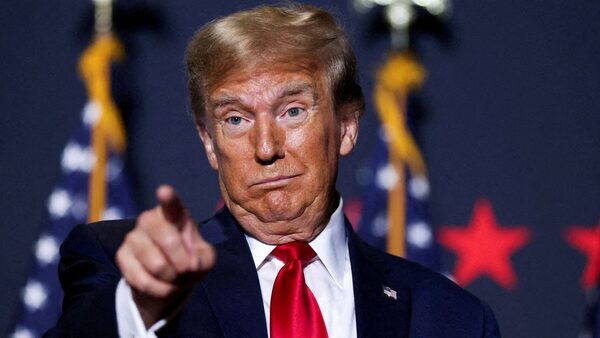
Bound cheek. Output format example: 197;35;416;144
215;138;254;186
287;119;339;173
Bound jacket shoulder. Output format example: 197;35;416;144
60;219;136;263
46;219;137;337
356;240;500;337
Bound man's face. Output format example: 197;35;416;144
197;63;359;244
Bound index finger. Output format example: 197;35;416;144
156;184;187;228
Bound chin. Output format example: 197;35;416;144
257;204;302;223
255;191;305;222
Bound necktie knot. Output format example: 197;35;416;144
272;242;316;265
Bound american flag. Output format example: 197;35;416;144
9;35;136;338
357;133;439;270
357;52;439;271
382;285;398;300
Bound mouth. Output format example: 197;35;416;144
251;174;301;189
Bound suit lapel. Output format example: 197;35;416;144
348;220;411;338
200;210;268;338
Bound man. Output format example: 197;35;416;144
47;3;500;338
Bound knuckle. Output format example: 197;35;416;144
188;256;200;273
159;233;180;251
136;210;156;228
204;247;216;270
193;243;216;272
115;247;126;268
139;280;159;297
123;231;138;245
115;246;137;273
123;232;146;255
156;285;175;298
129;273;150;294
170;257;189;274
145;255;168;276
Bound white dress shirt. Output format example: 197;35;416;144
116;199;357;338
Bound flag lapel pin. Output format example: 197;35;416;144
382;285;397;300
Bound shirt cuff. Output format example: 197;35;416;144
115;278;167;338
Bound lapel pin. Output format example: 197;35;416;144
382;285;397;300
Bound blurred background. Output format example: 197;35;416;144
1;1;599;337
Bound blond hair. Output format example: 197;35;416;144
185;3;364;122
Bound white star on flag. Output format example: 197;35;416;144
35;235;60;266
407;221;433;249
82;102;101;126
376;163;399;190
47;189;72;219
408;175;430;200
22;280;48;312
11;327;35;338
61;142;96;173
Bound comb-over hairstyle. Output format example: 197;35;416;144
185;3;365;122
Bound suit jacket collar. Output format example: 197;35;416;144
199;209;269;338
347;217;412;338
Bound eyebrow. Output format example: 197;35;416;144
211;94;240;110
280;82;317;101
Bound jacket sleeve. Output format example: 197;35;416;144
44;221;132;338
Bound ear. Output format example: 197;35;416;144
196;121;219;170
338;108;360;156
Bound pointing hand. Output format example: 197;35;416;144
116;185;216;327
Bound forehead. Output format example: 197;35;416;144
208;63;330;105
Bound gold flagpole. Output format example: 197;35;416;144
82;0;127;222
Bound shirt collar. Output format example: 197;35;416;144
245;198;347;287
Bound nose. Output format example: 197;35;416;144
254;114;284;164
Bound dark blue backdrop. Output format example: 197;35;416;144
1;1;599;337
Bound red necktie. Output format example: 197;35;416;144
270;242;328;338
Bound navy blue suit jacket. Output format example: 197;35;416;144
46;208;500;337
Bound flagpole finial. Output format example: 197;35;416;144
352;0;451;51
92;0;114;35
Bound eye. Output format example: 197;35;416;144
226;116;243;125
222;114;251;137
279;106;308;127
286;107;302;117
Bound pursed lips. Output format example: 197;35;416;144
250;174;302;188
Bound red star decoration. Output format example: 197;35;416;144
438;199;531;290
564;221;600;290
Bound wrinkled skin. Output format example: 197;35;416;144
198;63;359;244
